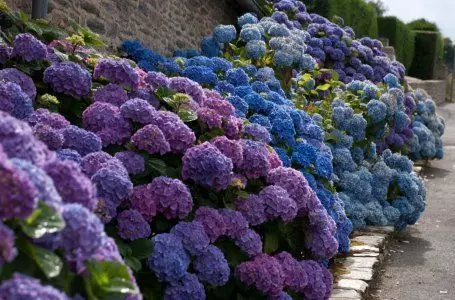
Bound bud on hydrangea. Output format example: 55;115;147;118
13;33;47;62
117;209;151;241
43;62;91;98
182;142;233;191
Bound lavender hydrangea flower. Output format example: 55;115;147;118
235;195;267;226
170;221;210;256
151;114;196;153
114;151;145;175
28;108;70;129
61;203;105;263
44;159;97;211
164;273;206;300
128;88;160;108
0;222;17;266
301;261;332;300
194;206;226;242
243;123;272;143
274;252;308;292
193;245;230;286
0;273;69;299
239;139;271;179
83;102;132;146
0;68;36;100
210;136;243;168
147;233;190;282
80;151;113;177
150;176;193;220
93;59;139;89
92;83;129;107
234;228;263;257
129;184;157;222
120;98;157;124
197;107;223;128
0;145;38;219
0;45;12;63
220;209;249;238
56;149;82;164
0;81;34;119
259;185;297;223
60;125;102;156
13;33;47;62
182;142;233;191
43;62;91;98
145;71;170;89
235;254;285;296
33;123;64;150
91;167;133;206
131;124;170;155
117;209;151;241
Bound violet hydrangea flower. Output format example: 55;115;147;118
117;209;151;241
93;59;140;89
129;184;157;222
13;33;47;62
234;228;263;257
130;124;170;155
28;108;70;129
259;185;297;223
239;139;271;179
193;245;230;286
274;252;308;292
182;142;233;191
43;62;91;98
170;221;210;256
114;151;145;175
0;68;36;100
0;81;34;120
33;123;64;150
150;176;193;220
120;98;157;124
210;136;243;168
220;208;249;239
60;125;102;156
0;273;69;299
194;206;226;242
163;273;205;300
0;222;17;266
92;83;129;107
235;194;267;226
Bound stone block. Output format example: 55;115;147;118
340;268;373;281
336;279;368;293
330;289;362;300
352;235;386;248
341;257;378;269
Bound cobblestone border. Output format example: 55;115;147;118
329;166;423;300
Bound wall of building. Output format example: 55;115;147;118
5;0;240;55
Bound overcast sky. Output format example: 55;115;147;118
381;0;455;41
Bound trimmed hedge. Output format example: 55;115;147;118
409;31;439;79
309;0;378;38
378;16;415;69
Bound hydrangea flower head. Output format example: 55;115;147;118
117;209;151;241
170;221;210;256
0;81;34;120
92;83;129;107
213;25;237;43
164;273;205;300
131;124;170;155
235;194;267;226
259;185;297;223
150;176;193;220
0;273;69;299
220;208;249;238
43;62;91;98
0;222;17;266
234;228;263;257
0;68;36;100
93;59;140;89
194;206;226;242
114;151;145;175
13;33;47;61
193;245;230;286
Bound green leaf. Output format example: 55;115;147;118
178;109;198;123
130;239;154;260
148;158;167;176
316;83;331;91
19;241;63;278
20;201;65;239
116;240;132;257
85;260;138;298
264;231;279;254
155;86;176;99
124;256;142;272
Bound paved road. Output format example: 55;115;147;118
369;103;455;300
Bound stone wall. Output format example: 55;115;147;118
5;0;241;55
407;77;447;105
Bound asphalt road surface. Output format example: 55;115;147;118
368;103;455;300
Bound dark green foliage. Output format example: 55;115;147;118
378;16;415;69
443;38;454;72
407;18;440;32
307;0;378;38
409;31;439;80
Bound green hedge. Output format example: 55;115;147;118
309;0;378;38
378;17;415;69
409;31;439;79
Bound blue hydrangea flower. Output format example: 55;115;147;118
193;245;230;286
212;25;237;43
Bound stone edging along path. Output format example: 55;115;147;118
329;166;424;300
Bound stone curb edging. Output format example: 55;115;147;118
329;166;423;300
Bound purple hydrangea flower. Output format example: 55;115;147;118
131;124;170;155
33;123;64;150
91;167;133;206
210;136;243;168
235;195;267;226
239;139;271;179
223;116;243;139
301;261;332;300
44;159;97;211
170;221;210;256
243;123;272;143
114;151;145;175
55;149;82;164
168;77;205;104
150;176;193;220
90;235;123;262
0;81;34;119
234;228;262;257
60;125;102;156
274;252;308;292
0;273;69;299
61;203;105;263
0;145;38;219
80;151;114;177
194;206;226;242
147;233;190;282
13;33;47;62
129;184;157;222
93;59;139;89
120;98;157;124
43;62;91;98
94;198;118;224
0;222;17;266
92;83;129;107
28;108;70;129
235;254;285;296
82;102;132;146
0;45;12;63
0;68;36;100
164;273;206;300
197;107;223;128
158;121;196;154
145;71;170;89
117;209;151;241
182;142;233;191
220;209;249;238
202;97;235;117
267;167;315;213
193;245;230;286
128;88;160;108
259;185;297;223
